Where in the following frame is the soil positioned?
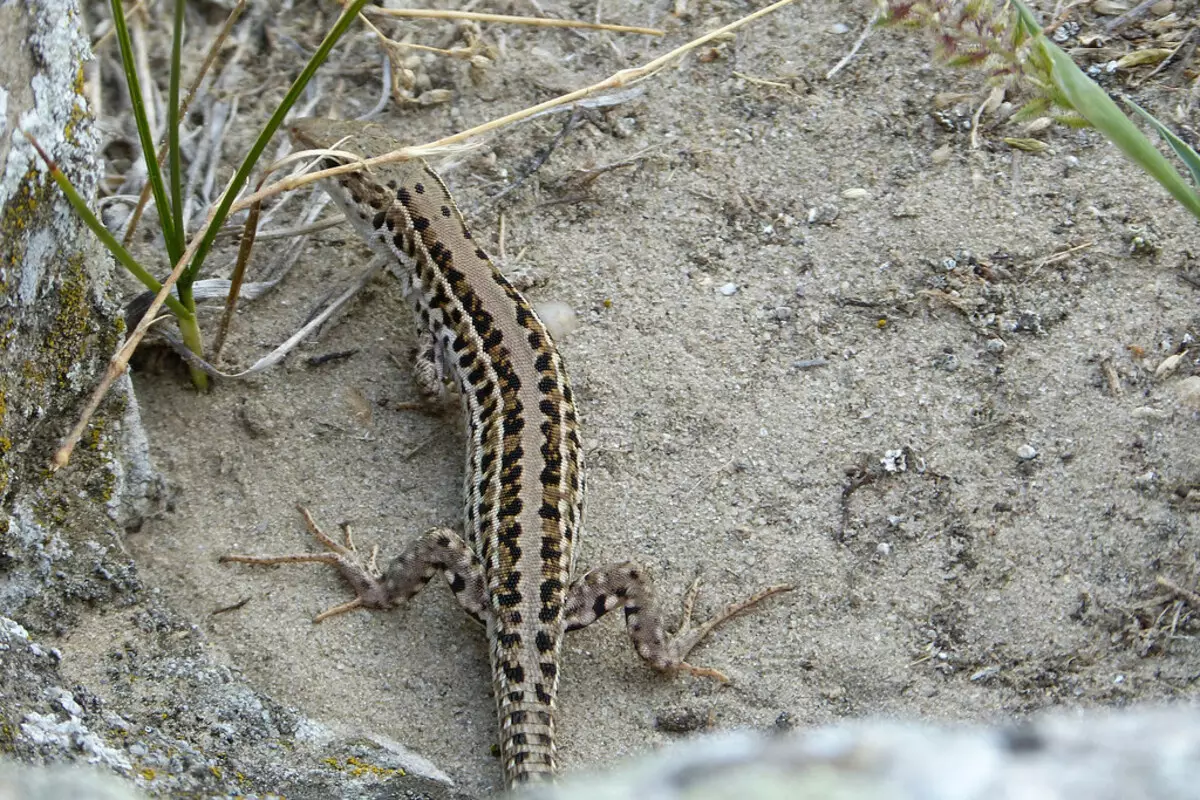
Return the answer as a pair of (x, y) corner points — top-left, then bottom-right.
(80, 0), (1200, 794)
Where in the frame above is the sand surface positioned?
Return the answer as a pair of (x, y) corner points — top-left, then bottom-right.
(99, 0), (1200, 793)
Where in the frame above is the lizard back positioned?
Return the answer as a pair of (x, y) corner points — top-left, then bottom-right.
(289, 118), (584, 784)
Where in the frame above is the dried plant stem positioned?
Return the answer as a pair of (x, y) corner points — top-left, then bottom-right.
(121, 0), (247, 247)
(53, 0), (800, 468)
(230, 0), (801, 215)
(364, 7), (664, 36)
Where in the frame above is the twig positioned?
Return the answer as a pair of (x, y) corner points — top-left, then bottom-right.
(53, 0), (802, 468)
(364, 7), (664, 36)
(1157, 575), (1200, 608)
(1105, 0), (1162, 31)
(121, 0), (247, 246)
(826, 9), (880, 80)
(486, 108), (581, 205)
(229, 0), (803, 216)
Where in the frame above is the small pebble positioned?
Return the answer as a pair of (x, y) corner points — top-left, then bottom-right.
(830, 22), (850, 33)
(876, 542), (892, 556)
(881, 449), (906, 473)
(772, 306), (793, 321)
(842, 188), (870, 200)
(718, 283), (739, 296)
(1016, 444), (1038, 461)
(1175, 376), (1200, 411)
(985, 338), (1007, 354)
(1154, 353), (1184, 378)
(533, 301), (579, 339)
(793, 358), (828, 370)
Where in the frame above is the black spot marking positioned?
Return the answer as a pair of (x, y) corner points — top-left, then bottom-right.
(539, 603), (559, 623)
(412, 215), (430, 233)
(535, 684), (552, 704)
(528, 330), (547, 350)
(482, 329), (503, 351)
(414, 182), (426, 194)
(537, 377), (558, 395)
(503, 663), (525, 683)
(503, 409), (526, 436)
(397, 187), (412, 204)
(540, 579), (562, 603)
(540, 661), (557, 679)
(509, 710), (528, 725)
(475, 247), (489, 260)
(534, 353), (553, 373)
(539, 537), (560, 560)
(538, 503), (561, 522)
(497, 591), (522, 607)
(592, 596), (609, 619)
(508, 690), (524, 703)
(372, 210), (386, 230)
(449, 573), (466, 594)
(623, 604), (641, 620)
(499, 631), (521, 648)
(440, 205), (452, 217)
(515, 304), (535, 327)
(535, 631), (554, 653)
(503, 571), (521, 590)
(500, 497), (524, 518)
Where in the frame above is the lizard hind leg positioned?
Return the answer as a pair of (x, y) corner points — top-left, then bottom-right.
(220, 505), (488, 624)
(563, 562), (793, 682)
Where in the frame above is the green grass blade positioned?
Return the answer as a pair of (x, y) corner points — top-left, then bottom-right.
(109, 0), (183, 262)
(1124, 98), (1200, 188)
(168, 0), (186, 259)
(1012, 0), (1200, 221)
(185, 0), (374, 282)
(22, 132), (193, 321)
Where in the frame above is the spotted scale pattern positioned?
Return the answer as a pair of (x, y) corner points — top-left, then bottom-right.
(228, 119), (794, 789)
(291, 119), (580, 784)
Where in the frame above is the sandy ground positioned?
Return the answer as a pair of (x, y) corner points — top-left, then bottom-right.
(77, 0), (1200, 794)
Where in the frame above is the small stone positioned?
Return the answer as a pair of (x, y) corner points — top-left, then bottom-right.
(985, 338), (1007, 354)
(534, 301), (579, 339)
(830, 22), (850, 33)
(881, 449), (906, 473)
(1175, 376), (1200, 411)
(718, 283), (739, 296)
(772, 306), (793, 321)
(1155, 353), (1184, 378)
(876, 542), (892, 556)
(1016, 444), (1038, 461)
(842, 188), (869, 200)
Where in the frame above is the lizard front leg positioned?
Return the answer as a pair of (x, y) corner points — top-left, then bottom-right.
(221, 505), (487, 624)
(563, 562), (793, 682)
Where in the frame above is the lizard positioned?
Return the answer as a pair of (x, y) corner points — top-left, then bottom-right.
(220, 117), (794, 789)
